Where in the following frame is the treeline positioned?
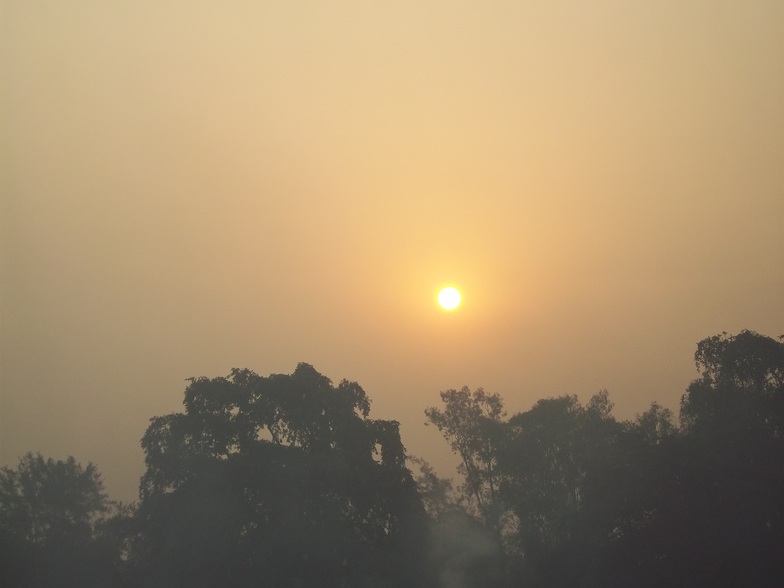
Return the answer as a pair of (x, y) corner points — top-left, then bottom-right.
(1, 330), (783, 587)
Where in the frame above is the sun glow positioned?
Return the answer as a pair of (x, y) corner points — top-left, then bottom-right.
(437, 287), (461, 311)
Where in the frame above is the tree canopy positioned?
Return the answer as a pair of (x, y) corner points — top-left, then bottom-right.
(0, 453), (120, 588)
(130, 362), (430, 588)
(4, 331), (784, 587)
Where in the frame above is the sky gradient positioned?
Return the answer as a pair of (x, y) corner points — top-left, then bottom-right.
(2, 1), (783, 503)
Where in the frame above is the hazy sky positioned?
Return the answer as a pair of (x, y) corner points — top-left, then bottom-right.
(2, 1), (783, 503)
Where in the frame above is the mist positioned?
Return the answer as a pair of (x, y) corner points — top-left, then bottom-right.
(1, 2), (783, 584)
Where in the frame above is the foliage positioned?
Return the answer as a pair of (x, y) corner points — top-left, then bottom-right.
(5, 331), (784, 587)
(681, 329), (784, 434)
(0, 453), (122, 588)
(424, 387), (506, 523)
(668, 330), (784, 585)
(498, 391), (629, 585)
(0, 453), (108, 544)
(425, 332), (784, 586)
(130, 363), (430, 587)
(410, 457), (461, 519)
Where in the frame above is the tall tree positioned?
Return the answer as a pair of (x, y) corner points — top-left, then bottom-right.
(603, 331), (784, 587)
(130, 363), (430, 588)
(425, 387), (506, 524)
(671, 330), (784, 586)
(498, 391), (627, 586)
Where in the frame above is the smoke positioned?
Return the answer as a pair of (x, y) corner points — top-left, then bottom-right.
(428, 511), (505, 588)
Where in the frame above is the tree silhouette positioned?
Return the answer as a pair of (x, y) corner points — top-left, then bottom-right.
(129, 363), (430, 587)
(5, 330), (783, 587)
(669, 330), (784, 586)
(0, 453), (121, 588)
(426, 331), (784, 587)
(425, 387), (506, 526)
(498, 391), (629, 586)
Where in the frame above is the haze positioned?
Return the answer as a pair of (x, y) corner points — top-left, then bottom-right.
(2, 1), (783, 503)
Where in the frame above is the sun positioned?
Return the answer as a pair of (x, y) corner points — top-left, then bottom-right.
(437, 286), (461, 311)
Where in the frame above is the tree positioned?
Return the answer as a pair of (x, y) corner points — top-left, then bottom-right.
(424, 387), (506, 524)
(670, 330), (784, 586)
(497, 391), (628, 586)
(0, 453), (121, 588)
(410, 457), (459, 520)
(603, 331), (784, 587)
(681, 329), (784, 434)
(421, 331), (784, 586)
(129, 363), (431, 588)
(0, 453), (108, 544)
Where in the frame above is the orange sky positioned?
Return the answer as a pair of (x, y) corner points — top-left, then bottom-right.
(2, 1), (783, 502)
